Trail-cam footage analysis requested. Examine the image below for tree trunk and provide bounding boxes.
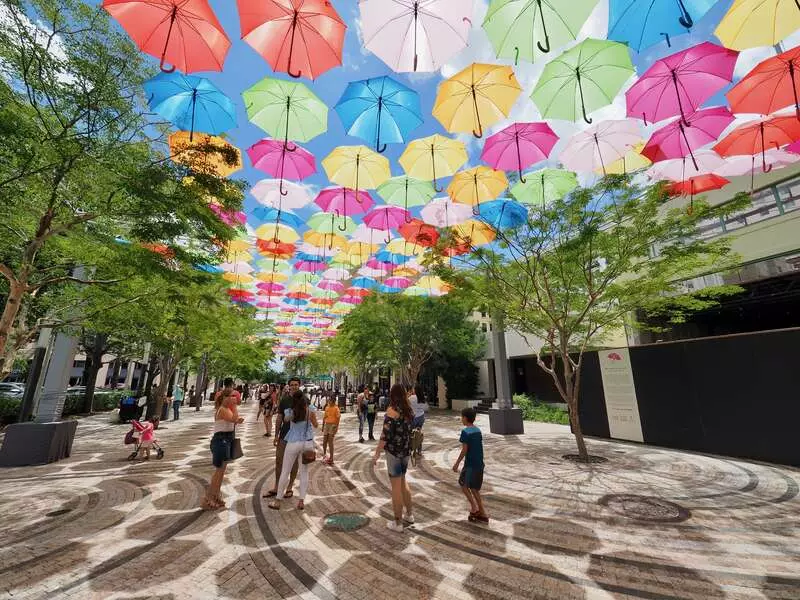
[153,354,179,424]
[0,280,26,377]
[110,358,122,388]
[561,352,589,461]
[82,333,108,414]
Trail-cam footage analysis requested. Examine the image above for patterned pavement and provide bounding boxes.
[0,404,799,600]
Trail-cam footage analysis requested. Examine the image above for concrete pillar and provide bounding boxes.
[124,360,136,389]
[488,313,524,435]
[36,330,78,423]
[436,376,447,409]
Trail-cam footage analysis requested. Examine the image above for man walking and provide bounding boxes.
[263,377,304,499]
[172,384,184,421]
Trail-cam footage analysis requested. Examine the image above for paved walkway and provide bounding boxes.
[0,404,799,600]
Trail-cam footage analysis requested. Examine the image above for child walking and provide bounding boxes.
[452,407,489,524]
[322,395,341,465]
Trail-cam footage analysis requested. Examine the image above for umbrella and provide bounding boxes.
[453,220,497,247]
[399,219,440,248]
[641,107,735,169]
[481,122,558,182]
[247,139,316,196]
[404,286,431,297]
[360,0,473,73]
[351,277,379,290]
[243,77,327,148]
[715,0,800,51]
[483,0,598,63]
[237,0,346,80]
[727,46,800,119]
[314,188,375,231]
[647,150,726,181]
[433,63,522,138]
[335,76,423,153]
[626,42,738,127]
[208,202,246,226]
[251,179,312,210]
[511,168,578,206]
[377,177,437,214]
[339,242,378,267]
[249,207,304,228]
[447,166,509,215]
[363,206,411,243]
[102,0,230,73]
[144,72,235,141]
[608,0,718,52]
[385,238,422,256]
[307,213,357,239]
[295,260,328,273]
[256,239,296,257]
[715,149,797,189]
[399,134,468,192]
[322,146,391,201]
[532,38,634,124]
[600,143,652,175]
[322,268,351,281]
[384,277,413,290]
[713,116,800,172]
[421,198,474,227]
[345,287,373,297]
[667,174,730,211]
[559,120,642,175]
[476,199,529,230]
[168,132,242,177]
[255,223,300,244]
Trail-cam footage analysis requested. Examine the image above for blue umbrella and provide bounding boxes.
[378,284,404,294]
[334,76,423,153]
[144,72,236,141]
[296,252,331,263]
[375,250,411,265]
[607,0,718,52]
[351,277,378,289]
[249,207,304,228]
[476,199,528,230]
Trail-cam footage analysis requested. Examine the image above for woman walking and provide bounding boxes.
[259,384,274,437]
[372,384,414,532]
[322,394,341,465]
[269,390,318,511]
[202,388,243,510]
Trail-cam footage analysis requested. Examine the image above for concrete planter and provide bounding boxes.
[451,399,480,412]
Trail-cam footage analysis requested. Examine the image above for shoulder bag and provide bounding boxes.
[301,417,316,464]
[231,423,244,460]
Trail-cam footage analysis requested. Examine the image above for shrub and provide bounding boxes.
[513,393,569,425]
[0,395,21,425]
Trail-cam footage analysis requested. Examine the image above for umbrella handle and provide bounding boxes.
[537,38,550,53]
[677,0,694,28]
[535,2,551,53]
[519,171,527,184]
[284,141,298,153]
[660,32,672,47]
[377,142,388,154]
[405,213,413,224]
[384,231,392,244]
[159,60,176,74]
[279,179,289,196]
[288,68,302,79]
[576,69,593,124]
[159,7,178,73]
[472,205,480,217]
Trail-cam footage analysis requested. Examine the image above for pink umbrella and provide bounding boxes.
[256,282,285,293]
[559,120,641,175]
[247,139,316,195]
[384,276,412,289]
[209,203,246,226]
[480,122,558,182]
[647,150,726,182]
[294,260,328,273]
[626,42,738,126]
[314,188,375,227]
[257,301,281,309]
[366,258,394,271]
[716,150,798,189]
[363,206,411,243]
[318,280,345,292]
[642,107,734,170]
[420,198,473,227]
[340,295,364,305]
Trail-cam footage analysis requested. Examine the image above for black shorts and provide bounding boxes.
[459,467,484,491]
[210,432,234,468]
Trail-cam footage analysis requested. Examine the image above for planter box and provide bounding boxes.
[451,399,480,412]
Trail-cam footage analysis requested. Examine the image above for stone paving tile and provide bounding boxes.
[1,404,799,599]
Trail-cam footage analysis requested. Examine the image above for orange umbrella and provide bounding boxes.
[169,132,242,177]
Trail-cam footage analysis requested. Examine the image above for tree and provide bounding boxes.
[432,175,748,461]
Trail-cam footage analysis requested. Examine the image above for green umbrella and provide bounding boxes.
[531,39,634,124]
[403,285,430,297]
[254,258,292,272]
[511,168,578,207]
[242,77,328,148]
[307,212,357,235]
[483,0,599,64]
[377,176,436,214]
[288,273,320,286]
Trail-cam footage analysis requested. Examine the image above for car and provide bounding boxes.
[0,383,25,397]
[65,386,86,396]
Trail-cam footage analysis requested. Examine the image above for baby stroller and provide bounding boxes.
[125,419,164,460]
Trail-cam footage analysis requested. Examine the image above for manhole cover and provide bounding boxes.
[599,494,690,523]
[562,454,608,464]
[46,508,72,517]
[323,512,370,532]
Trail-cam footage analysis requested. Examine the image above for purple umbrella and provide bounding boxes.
[642,107,734,170]
[480,122,559,182]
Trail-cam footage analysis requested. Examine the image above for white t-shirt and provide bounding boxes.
[409,394,427,419]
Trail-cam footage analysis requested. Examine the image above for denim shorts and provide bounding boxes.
[210,432,233,468]
[385,452,409,478]
[458,467,484,491]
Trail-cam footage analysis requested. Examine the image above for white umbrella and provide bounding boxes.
[250,179,312,209]
[559,119,642,175]
[420,197,473,227]
[647,151,726,182]
[322,267,351,281]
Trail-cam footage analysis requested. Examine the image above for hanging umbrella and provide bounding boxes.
[608,0,718,52]
[421,198,474,227]
[667,174,730,212]
[713,116,800,172]
[295,260,328,273]
[314,188,375,231]
[208,202,246,226]
[452,220,497,247]
[304,231,348,252]
[483,0,598,64]
[339,242,379,267]
[247,139,316,196]
[511,168,578,206]
[386,238,422,256]
[307,212,358,238]
[169,132,242,177]
[641,107,735,169]
[481,122,558,182]
[360,0,473,73]
[243,77,327,148]
[318,280,345,293]
[322,146,391,204]
[433,63,522,138]
[144,72,235,141]
[559,120,642,175]
[404,286,431,297]
[600,143,652,175]
[715,149,797,189]
[727,46,800,119]
[532,38,634,124]
[384,277,413,290]
[249,206,304,228]
[256,240,296,258]
[251,179,312,210]
[476,199,529,230]
[715,0,800,51]
[377,177,436,216]
[255,223,300,244]
[447,166,509,215]
[335,76,423,153]
[363,206,411,243]
[322,268,351,281]
[102,0,230,73]
[399,219,440,248]
[237,0,346,80]
[647,150,726,181]
[399,135,468,192]
[626,42,738,126]
[351,277,379,290]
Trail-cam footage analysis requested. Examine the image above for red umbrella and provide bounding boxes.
[237,0,346,80]
[713,116,800,173]
[667,174,729,213]
[727,46,800,119]
[102,0,230,73]
[642,107,734,169]
[398,218,440,248]
[256,239,295,257]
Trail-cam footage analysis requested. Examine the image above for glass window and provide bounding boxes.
[695,216,725,240]
[776,179,800,213]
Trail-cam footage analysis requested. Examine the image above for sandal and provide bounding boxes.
[284,490,294,498]
[268,501,280,510]
[297,500,305,511]
[201,496,222,510]
[263,490,277,498]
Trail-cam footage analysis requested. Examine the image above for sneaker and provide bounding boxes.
[386,520,405,533]
[359,438,365,443]
[403,513,415,524]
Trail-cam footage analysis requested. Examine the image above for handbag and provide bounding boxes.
[301,419,316,464]
[231,424,244,460]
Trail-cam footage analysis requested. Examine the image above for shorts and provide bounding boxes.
[210,432,234,468]
[412,415,425,430]
[458,467,484,491]
[385,452,409,478]
[323,423,338,435]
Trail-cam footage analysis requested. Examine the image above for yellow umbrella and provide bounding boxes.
[597,143,651,175]
[255,223,299,244]
[255,271,289,283]
[223,272,254,284]
[433,63,522,138]
[417,275,449,292]
[399,134,468,192]
[715,0,800,50]
[386,238,423,256]
[225,238,252,253]
[452,220,497,247]
[393,265,422,277]
[338,241,378,266]
[169,132,242,177]
[303,231,348,251]
[447,166,508,212]
[223,250,253,263]
[322,145,391,192]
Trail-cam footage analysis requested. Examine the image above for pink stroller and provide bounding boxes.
[125,419,164,460]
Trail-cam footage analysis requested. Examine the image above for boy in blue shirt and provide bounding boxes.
[452,407,488,523]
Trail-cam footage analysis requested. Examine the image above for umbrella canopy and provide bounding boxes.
[642,107,735,169]
[314,188,375,224]
[476,199,529,230]
[307,212,358,236]
[483,0,598,64]
[647,150,725,181]
[322,268,351,281]
[251,179,312,209]
[169,132,242,177]
[243,77,327,146]
[667,174,730,201]
[559,120,642,175]
[600,142,652,175]
[360,0,473,73]
[715,0,800,51]
[102,0,230,73]
[247,140,316,193]
[237,0,346,80]
[335,76,423,152]
[255,223,300,244]
[447,166,509,213]
[399,134,468,192]
[399,219,441,248]
[363,206,412,242]
[713,116,800,172]
[727,46,800,119]
[377,177,437,214]
[453,220,497,247]
[433,63,522,138]
[511,168,578,206]
[481,122,559,182]
[716,149,797,177]
[421,198,474,227]
[322,145,391,193]
[626,42,738,126]
[351,277,379,290]
[532,38,634,124]
[144,72,236,140]
[608,0,718,52]
[249,207,304,228]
